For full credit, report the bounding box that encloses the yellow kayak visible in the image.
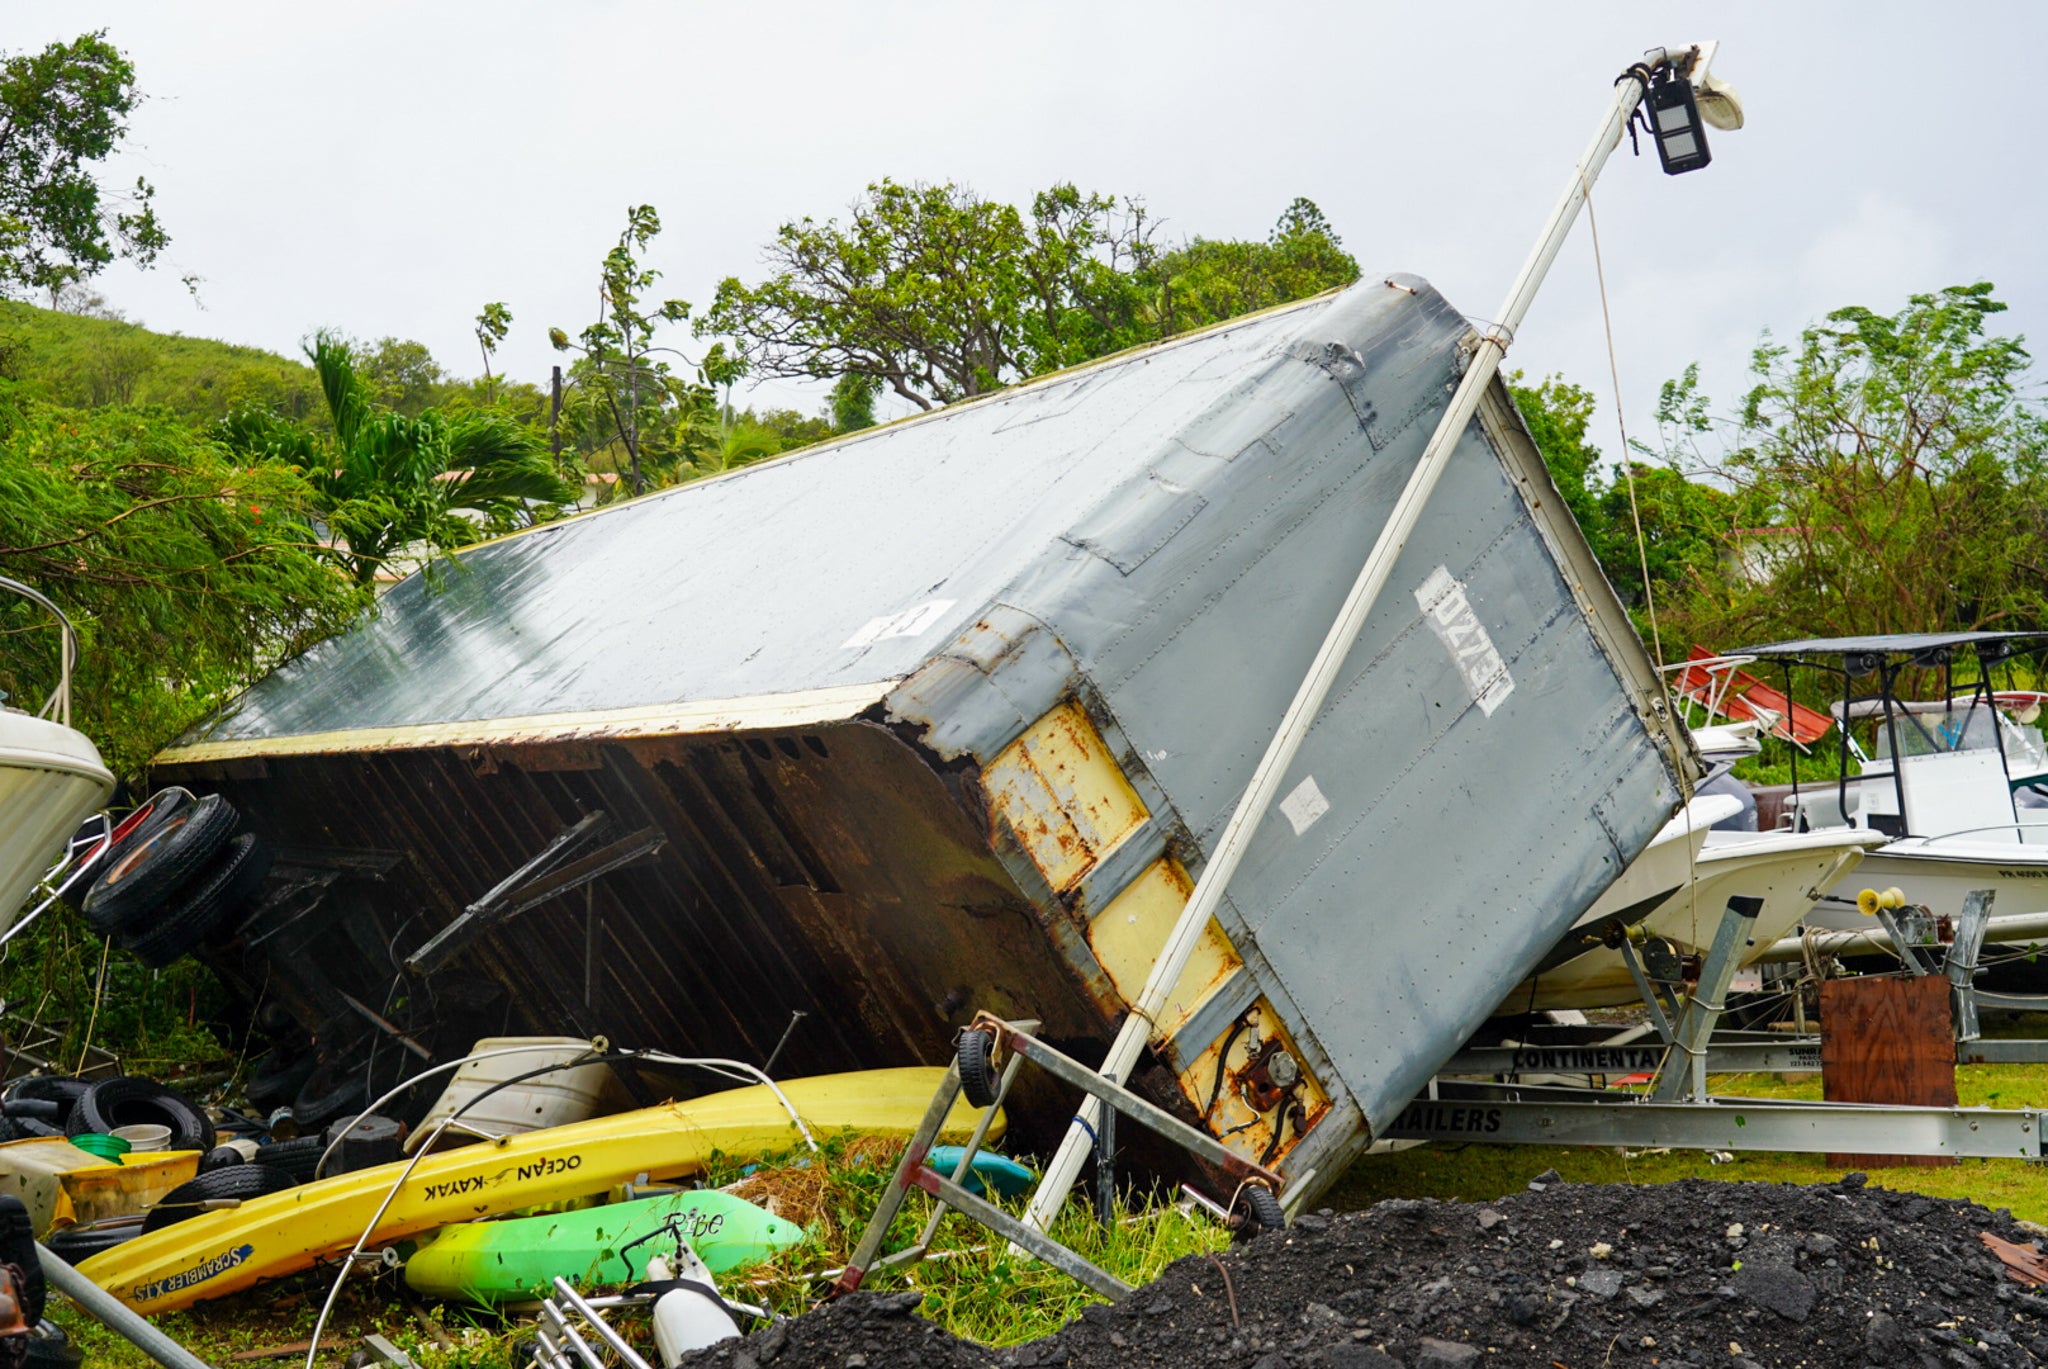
[80,1068,991,1314]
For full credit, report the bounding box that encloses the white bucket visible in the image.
[110,1124,171,1153]
[406,1037,609,1154]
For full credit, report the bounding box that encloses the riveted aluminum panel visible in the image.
[162,276,1689,1196]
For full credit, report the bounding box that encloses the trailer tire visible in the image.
[80,794,237,936]
[67,1078,215,1154]
[41,1216,144,1265]
[198,1145,246,1174]
[291,1063,368,1132]
[3,1077,88,1129]
[122,834,271,969]
[1231,1184,1286,1242]
[80,789,194,935]
[141,1164,297,1235]
[252,1134,326,1184]
[955,1029,999,1110]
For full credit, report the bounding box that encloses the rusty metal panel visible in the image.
[983,703,1149,894]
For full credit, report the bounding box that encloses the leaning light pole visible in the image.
[1019,42,1745,1236]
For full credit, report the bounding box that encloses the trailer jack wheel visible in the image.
[1231,1183,1286,1242]
[956,1028,999,1109]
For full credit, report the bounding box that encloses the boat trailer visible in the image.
[1401,889,2048,1160]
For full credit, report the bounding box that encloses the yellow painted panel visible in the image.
[1087,859,1240,1042]
[983,702,1149,892]
[1174,999,1331,1168]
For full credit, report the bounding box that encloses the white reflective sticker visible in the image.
[1414,566,1514,716]
[1278,775,1331,836]
[842,599,957,650]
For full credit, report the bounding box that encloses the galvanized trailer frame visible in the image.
[1409,890,2048,1158]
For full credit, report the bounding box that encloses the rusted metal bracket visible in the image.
[405,813,665,976]
[836,1012,1288,1302]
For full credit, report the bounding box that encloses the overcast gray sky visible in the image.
[14,3,2043,461]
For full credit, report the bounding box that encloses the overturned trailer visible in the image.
[158,276,1691,1197]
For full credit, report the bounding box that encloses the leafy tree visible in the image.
[832,373,877,433]
[0,32,167,300]
[475,301,511,405]
[355,336,448,417]
[702,181,1359,413]
[1511,370,1741,650]
[550,206,720,495]
[217,333,577,586]
[0,397,365,773]
[702,179,1159,411]
[1147,198,1360,335]
[1648,284,2048,644]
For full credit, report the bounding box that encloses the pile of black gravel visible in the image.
[683,1174,2048,1368]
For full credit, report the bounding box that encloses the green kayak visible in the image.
[403,1189,802,1304]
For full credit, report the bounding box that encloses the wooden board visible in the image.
[1820,975,1956,1168]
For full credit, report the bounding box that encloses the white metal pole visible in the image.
[1019,54,1668,1235]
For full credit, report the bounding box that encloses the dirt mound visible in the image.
[685,1174,2048,1368]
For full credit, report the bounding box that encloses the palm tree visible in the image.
[218,333,578,586]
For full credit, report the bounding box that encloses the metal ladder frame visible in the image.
[835,1012,1292,1301]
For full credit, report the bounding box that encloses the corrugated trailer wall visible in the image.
[158,276,1690,1197]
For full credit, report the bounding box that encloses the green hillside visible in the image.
[0,299,321,421]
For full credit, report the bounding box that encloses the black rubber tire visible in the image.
[0,1194,43,1325]
[81,793,238,936]
[1231,1184,1286,1242]
[83,789,194,920]
[66,1077,215,1154]
[122,834,272,970]
[955,1029,999,1109]
[245,1049,317,1112]
[42,1215,144,1265]
[198,1145,246,1174]
[9,1119,60,1140]
[0,1099,57,1123]
[141,1164,297,1235]
[23,1320,81,1369]
[291,1061,368,1132]
[3,1077,88,1127]
[251,1134,326,1184]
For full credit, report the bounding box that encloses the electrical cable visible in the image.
[1202,1014,1253,1120]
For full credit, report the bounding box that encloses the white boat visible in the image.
[0,578,114,925]
[1500,788,1881,1014]
[1734,633,2048,936]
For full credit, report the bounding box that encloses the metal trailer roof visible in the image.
[166,276,1690,1170]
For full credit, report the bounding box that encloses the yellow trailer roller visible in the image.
[80,1068,995,1314]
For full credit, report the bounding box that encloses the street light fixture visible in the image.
[1647,65,1713,174]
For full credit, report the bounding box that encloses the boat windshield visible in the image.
[1870,701,2048,773]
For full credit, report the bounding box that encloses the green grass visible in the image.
[45,1132,1228,1369]
[49,1048,2048,1366]
[1331,1051,2048,1221]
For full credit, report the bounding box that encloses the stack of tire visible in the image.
[15,1070,328,1266]
[77,789,273,970]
